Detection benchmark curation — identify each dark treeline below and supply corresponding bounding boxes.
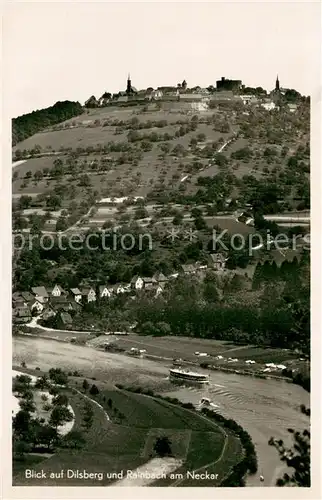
[12,101,83,145]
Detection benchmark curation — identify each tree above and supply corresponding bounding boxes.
[269,406,310,486]
[49,405,73,429]
[46,194,62,210]
[79,174,91,187]
[13,438,31,459]
[153,436,173,457]
[82,379,89,392]
[18,195,32,210]
[62,430,86,449]
[34,375,50,390]
[48,368,68,385]
[13,375,32,396]
[19,398,36,413]
[33,170,43,183]
[89,384,99,396]
[12,410,32,439]
[52,394,69,407]
[37,424,58,451]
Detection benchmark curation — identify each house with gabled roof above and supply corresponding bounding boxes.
[142,277,157,289]
[181,264,196,275]
[99,92,111,107]
[70,288,82,303]
[131,276,144,290]
[50,296,73,312]
[31,286,49,302]
[47,284,65,297]
[155,283,166,298]
[42,306,56,321]
[59,312,73,327]
[28,299,45,314]
[152,272,169,285]
[12,292,23,304]
[99,285,112,299]
[14,306,32,324]
[81,287,96,303]
[20,291,34,302]
[208,253,228,271]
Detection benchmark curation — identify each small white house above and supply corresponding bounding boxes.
[131,276,144,290]
[287,103,298,113]
[260,101,276,111]
[70,288,82,304]
[81,287,96,303]
[49,284,64,297]
[30,300,44,313]
[99,285,112,299]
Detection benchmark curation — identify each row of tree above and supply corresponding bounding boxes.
[12,101,83,145]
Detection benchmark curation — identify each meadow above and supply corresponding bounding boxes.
[13,382,241,487]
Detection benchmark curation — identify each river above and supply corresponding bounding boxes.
[12,335,310,487]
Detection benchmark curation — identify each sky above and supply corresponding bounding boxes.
[3,1,321,118]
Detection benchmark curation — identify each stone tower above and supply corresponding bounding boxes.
[126,73,132,94]
[275,75,280,91]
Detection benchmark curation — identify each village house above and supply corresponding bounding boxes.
[131,276,144,290]
[181,264,196,275]
[59,312,73,328]
[50,296,73,312]
[99,92,111,107]
[287,103,298,113]
[152,272,169,286]
[13,299,27,310]
[12,292,24,305]
[14,306,32,324]
[114,283,130,294]
[239,95,259,105]
[155,283,165,298]
[70,288,82,304]
[142,277,157,290]
[47,284,65,297]
[99,285,112,299]
[208,253,227,271]
[42,306,56,321]
[31,286,49,303]
[84,95,99,108]
[260,100,276,111]
[28,299,44,314]
[149,89,163,100]
[81,287,96,303]
[20,291,35,302]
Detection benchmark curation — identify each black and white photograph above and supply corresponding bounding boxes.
[2,0,320,496]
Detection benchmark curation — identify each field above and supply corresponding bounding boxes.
[92,334,301,368]
[13,380,240,487]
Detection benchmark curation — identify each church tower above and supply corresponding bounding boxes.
[127,73,132,94]
[275,75,280,91]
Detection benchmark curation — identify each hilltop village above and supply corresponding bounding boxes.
[84,74,301,112]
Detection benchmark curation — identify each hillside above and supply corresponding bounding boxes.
[12,99,309,234]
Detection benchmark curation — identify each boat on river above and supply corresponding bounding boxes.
[169,368,209,384]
